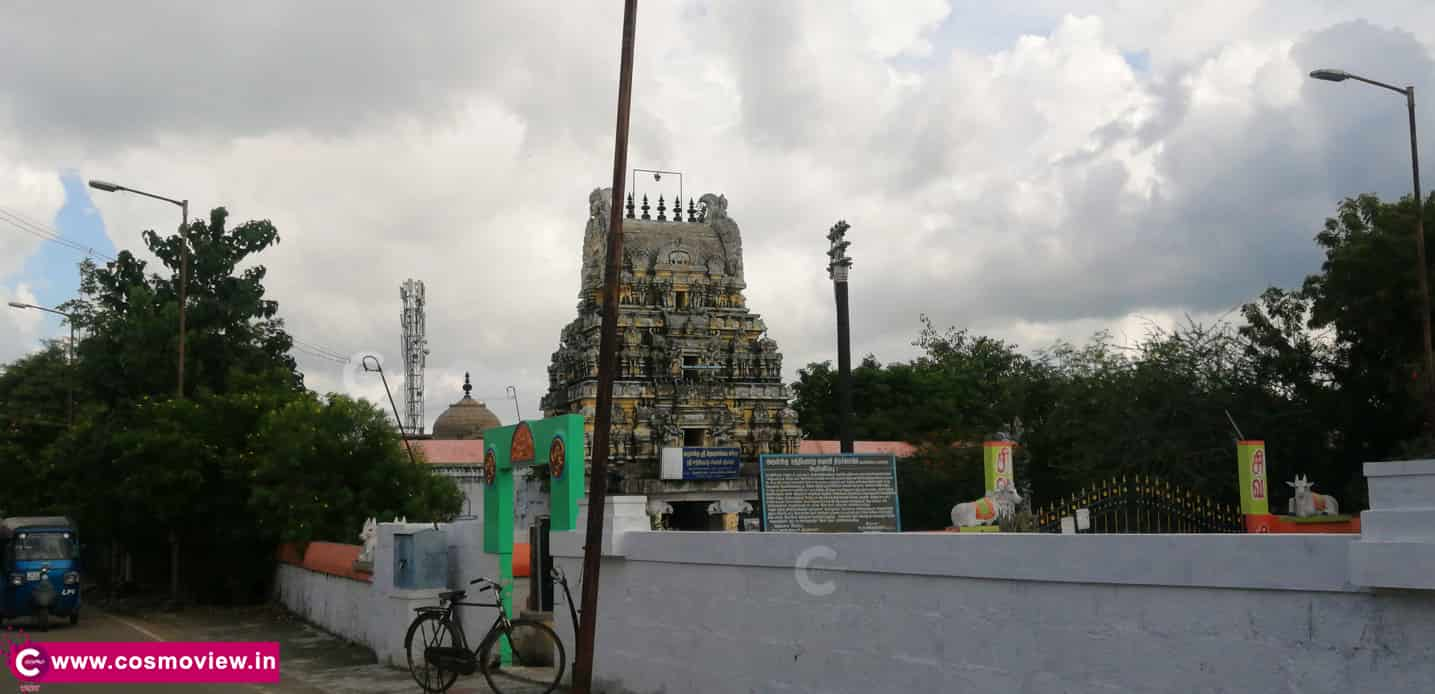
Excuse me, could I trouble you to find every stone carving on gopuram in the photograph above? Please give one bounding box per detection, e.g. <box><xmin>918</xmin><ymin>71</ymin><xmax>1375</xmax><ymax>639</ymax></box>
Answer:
<box><xmin>542</xmin><ymin>187</ymin><xmax>802</xmax><ymax>499</ymax></box>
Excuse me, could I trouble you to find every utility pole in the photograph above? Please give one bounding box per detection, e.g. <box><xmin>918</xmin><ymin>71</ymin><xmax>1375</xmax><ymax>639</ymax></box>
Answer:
<box><xmin>827</xmin><ymin>220</ymin><xmax>854</xmax><ymax>453</ymax></box>
<box><xmin>177</xmin><ymin>200</ymin><xmax>188</xmax><ymax>399</ymax></box>
<box><xmin>506</xmin><ymin>385</ymin><xmax>522</xmax><ymax>422</ymax></box>
<box><xmin>87</xmin><ymin>180</ymin><xmax>189</xmax><ymax>399</ymax></box>
<box><xmin>572</xmin><ymin>1</ymin><xmax>638</xmax><ymax>691</ymax></box>
<box><xmin>362</xmin><ymin>356</ymin><xmax>420</xmax><ymax>466</ymax></box>
<box><xmin>1310</xmin><ymin>68</ymin><xmax>1435</xmax><ymax>432</ymax></box>
<box><xmin>6</xmin><ymin>301</ymin><xmax>77</xmax><ymax>427</ymax></box>
<box><xmin>89</xmin><ymin>179</ymin><xmax>189</xmax><ymax>605</ymax></box>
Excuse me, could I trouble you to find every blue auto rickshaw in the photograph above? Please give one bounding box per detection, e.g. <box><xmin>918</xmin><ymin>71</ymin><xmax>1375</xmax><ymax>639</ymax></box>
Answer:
<box><xmin>1</xmin><ymin>516</ymin><xmax>81</xmax><ymax>629</ymax></box>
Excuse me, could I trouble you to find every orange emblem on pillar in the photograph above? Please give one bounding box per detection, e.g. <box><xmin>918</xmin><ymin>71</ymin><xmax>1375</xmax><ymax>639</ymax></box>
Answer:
<box><xmin>549</xmin><ymin>437</ymin><xmax>566</xmax><ymax>479</ymax></box>
<box><xmin>512</xmin><ymin>422</ymin><xmax>535</xmax><ymax>463</ymax></box>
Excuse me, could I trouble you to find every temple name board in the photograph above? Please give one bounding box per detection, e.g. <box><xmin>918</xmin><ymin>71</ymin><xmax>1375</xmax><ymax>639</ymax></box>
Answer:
<box><xmin>660</xmin><ymin>447</ymin><xmax>742</xmax><ymax>480</ymax></box>
<box><xmin>759</xmin><ymin>454</ymin><xmax>901</xmax><ymax>532</ymax></box>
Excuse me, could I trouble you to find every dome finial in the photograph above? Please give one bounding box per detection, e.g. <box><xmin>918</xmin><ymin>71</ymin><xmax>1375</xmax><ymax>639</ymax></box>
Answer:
<box><xmin>463</xmin><ymin>372</ymin><xmax>472</xmax><ymax>399</ymax></box>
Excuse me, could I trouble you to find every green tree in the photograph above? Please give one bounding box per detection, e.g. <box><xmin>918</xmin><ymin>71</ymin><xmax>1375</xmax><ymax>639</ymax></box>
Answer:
<box><xmin>248</xmin><ymin>392</ymin><xmax>463</xmax><ymax>545</ymax></box>
<box><xmin>75</xmin><ymin>207</ymin><xmax>300</xmax><ymax>406</ymax></box>
<box><xmin>0</xmin><ymin>343</ymin><xmax>77</xmax><ymax>516</ymax></box>
<box><xmin>792</xmin><ymin>316</ymin><xmax>1043</xmax><ymax>444</ymax></box>
<box><xmin>5</xmin><ymin>206</ymin><xmax>460</xmax><ymax>603</ymax></box>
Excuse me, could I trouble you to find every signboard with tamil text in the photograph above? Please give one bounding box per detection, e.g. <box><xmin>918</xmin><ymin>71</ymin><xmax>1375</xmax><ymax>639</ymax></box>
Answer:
<box><xmin>660</xmin><ymin>447</ymin><xmax>741</xmax><ymax>480</ymax></box>
<box><xmin>759</xmin><ymin>453</ymin><xmax>901</xmax><ymax>532</ymax></box>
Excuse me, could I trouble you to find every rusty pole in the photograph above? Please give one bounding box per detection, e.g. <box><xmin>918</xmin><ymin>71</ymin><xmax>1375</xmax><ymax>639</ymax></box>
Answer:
<box><xmin>572</xmin><ymin>1</ymin><xmax>637</xmax><ymax>691</ymax></box>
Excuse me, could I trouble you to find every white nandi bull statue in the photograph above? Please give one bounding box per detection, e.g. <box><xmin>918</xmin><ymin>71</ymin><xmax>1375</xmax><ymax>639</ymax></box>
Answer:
<box><xmin>356</xmin><ymin>517</ymin><xmax>378</xmax><ymax>564</ymax></box>
<box><xmin>707</xmin><ymin>499</ymin><xmax>753</xmax><ymax>515</ymax></box>
<box><xmin>1287</xmin><ymin>475</ymin><xmax>1339</xmax><ymax>517</ymax></box>
<box><xmin>646</xmin><ymin>500</ymin><xmax>675</xmax><ymax>530</ymax></box>
<box><xmin>951</xmin><ymin>486</ymin><xmax>1022</xmax><ymax>528</ymax></box>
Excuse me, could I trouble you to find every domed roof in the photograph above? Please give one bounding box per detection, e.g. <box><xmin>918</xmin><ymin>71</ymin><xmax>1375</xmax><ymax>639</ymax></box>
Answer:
<box><xmin>431</xmin><ymin>373</ymin><xmax>502</xmax><ymax>440</ymax></box>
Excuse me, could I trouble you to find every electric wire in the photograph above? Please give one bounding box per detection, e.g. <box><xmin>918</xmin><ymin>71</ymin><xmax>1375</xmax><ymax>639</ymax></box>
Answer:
<box><xmin>0</xmin><ymin>207</ymin><xmax>117</xmax><ymax>262</ymax></box>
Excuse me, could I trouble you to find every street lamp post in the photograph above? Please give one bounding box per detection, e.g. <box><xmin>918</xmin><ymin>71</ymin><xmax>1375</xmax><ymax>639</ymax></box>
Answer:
<box><xmin>88</xmin><ymin>179</ymin><xmax>190</xmax><ymax>399</ymax></box>
<box><xmin>827</xmin><ymin>220</ymin><xmax>854</xmax><ymax>454</ymax></box>
<box><xmin>1310</xmin><ymin>69</ymin><xmax>1433</xmax><ymax>428</ymax></box>
<box><xmin>8</xmin><ymin>301</ymin><xmax>76</xmax><ymax>427</ymax></box>
<box><xmin>361</xmin><ymin>356</ymin><xmax>420</xmax><ymax>467</ymax></box>
<box><xmin>506</xmin><ymin>385</ymin><xmax>522</xmax><ymax>422</ymax></box>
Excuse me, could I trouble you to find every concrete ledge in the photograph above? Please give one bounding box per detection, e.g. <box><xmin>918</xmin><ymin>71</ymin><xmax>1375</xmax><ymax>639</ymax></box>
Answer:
<box><xmin>1350</xmin><ymin>540</ymin><xmax>1435</xmax><ymax>590</ymax></box>
<box><xmin>1364</xmin><ymin>459</ymin><xmax>1435</xmax><ymax>509</ymax></box>
<box><xmin>1359</xmin><ymin>508</ymin><xmax>1435</xmax><ymax>541</ymax></box>
<box><xmin>1363</xmin><ymin>459</ymin><xmax>1435</xmax><ymax>476</ymax></box>
<box><xmin>619</xmin><ymin>531</ymin><xmax>1363</xmax><ymax>593</ymax></box>
<box><xmin>551</xmin><ymin>496</ymin><xmax>651</xmax><ymax>558</ymax></box>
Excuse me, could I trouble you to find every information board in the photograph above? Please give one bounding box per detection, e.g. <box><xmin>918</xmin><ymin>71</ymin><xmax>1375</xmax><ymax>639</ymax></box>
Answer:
<box><xmin>759</xmin><ymin>454</ymin><xmax>901</xmax><ymax>532</ymax></box>
<box><xmin>660</xmin><ymin>447</ymin><xmax>741</xmax><ymax>480</ymax></box>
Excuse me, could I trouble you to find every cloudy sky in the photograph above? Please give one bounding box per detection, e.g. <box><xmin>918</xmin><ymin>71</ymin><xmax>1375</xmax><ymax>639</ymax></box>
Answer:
<box><xmin>4</xmin><ymin>1</ymin><xmax>1435</xmax><ymax>432</ymax></box>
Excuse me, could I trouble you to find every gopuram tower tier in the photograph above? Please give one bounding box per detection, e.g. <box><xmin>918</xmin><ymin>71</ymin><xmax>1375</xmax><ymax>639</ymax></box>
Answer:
<box><xmin>541</xmin><ymin>188</ymin><xmax>801</xmax><ymax>525</ymax></box>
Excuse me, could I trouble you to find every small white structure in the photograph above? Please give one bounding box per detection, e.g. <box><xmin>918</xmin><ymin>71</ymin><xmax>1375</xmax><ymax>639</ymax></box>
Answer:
<box><xmin>357</xmin><ymin>517</ymin><xmax>377</xmax><ymax>564</ymax></box>
<box><xmin>1287</xmin><ymin>475</ymin><xmax>1339</xmax><ymax>517</ymax></box>
<box><xmin>707</xmin><ymin>499</ymin><xmax>753</xmax><ymax>515</ymax></box>
<box><xmin>951</xmin><ymin>487</ymin><xmax>1022</xmax><ymax>528</ymax></box>
<box><xmin>646</xmin><ymin>500</ymin><xmax>674</xmax><ymax>530</ymax></box>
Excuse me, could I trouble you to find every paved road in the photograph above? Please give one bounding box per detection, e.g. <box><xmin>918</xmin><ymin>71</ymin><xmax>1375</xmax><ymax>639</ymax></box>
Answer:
<box><xmin>2</xmin><ymin>607</ymin><xmax>324</xmax><ymax>693</ymax></box>
<box><xmin>1</xmin><ymin>605</ymin><xmax>551</xmax><ymax>693</ymax></box>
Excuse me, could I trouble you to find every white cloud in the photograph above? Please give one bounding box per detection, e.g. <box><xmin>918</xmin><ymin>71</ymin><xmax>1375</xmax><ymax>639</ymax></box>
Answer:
<box><xmin>0</xmin><ymin>283</ymin><xmax>44</xmax><ymax>363</ymax></box>
<box><xmin>1</xmin><ymin>3</ymin><xmax>1433</xmax><ymax>426</ymax></box>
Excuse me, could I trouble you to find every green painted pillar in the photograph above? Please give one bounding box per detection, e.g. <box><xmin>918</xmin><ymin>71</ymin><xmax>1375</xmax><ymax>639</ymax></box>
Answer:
<box><xmin>481</xmin><ymin>414</ymin><xmax>590</xmax><ymax>663</ymax></box>
<box><xmin>983</xmin><ymin>441</ymin><xmax>1016</xmax><ymax>493</ymax></box>
<box><xmin>541</xmin><ymin>414</ymin><xmax>587</xmax><ymax>531</ymax></box>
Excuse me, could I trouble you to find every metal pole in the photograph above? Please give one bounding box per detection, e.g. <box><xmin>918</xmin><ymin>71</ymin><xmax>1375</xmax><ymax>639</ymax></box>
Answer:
<box><xmin>363</xmin><ymin>357</ymin><xmax>419</xmax><ymax>466</ymax></box>
<box><xmin>67</xmin><ymin>319</ymin><xmax>75</xmax><ymax>428</ymax></box>
<box><xmin>573</xmin><ymin>1</ymin><xmax>637</xmax><ymax>690</ymax></box>
<box><xmin>507</xmin><ymin>385</ymin><xmax>522</xmax><ymax>421</ymax></box>
<box><xmin>177</xmin><ymin>200</ymin><xmax>188</xmax><ymax>399</ymax></box>
<box><xmin>835</xmin><ymin>272</ymin><xmax>854</xmax><ymax>453</ymax></box>
<box><xmin>1408</xmin><ymin>87</ymin><xmax>1435</xmax><ymax>431</ymax></box>
<box><xmin>169</xmin><ymin>529</ymin><xmax>179</xmax><ymax>604</ymax></box>
<box><xmin>827</xmin><ymin>220</ymin><xmax>854</xmax><ymax>453</ymax></box>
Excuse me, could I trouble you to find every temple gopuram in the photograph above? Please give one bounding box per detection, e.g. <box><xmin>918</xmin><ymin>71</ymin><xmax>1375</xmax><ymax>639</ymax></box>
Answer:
<box><xmin>541</xmin><ymin>187</ymin><xmax>802</xmax><ymax>530</ymax></box>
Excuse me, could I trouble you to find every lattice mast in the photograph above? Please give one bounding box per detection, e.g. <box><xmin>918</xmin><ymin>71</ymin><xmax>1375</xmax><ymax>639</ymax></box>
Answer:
<box><xmin>400</xmin><ymin>279</ymin><xmax>428</xmax><ymax>437</ymax></box>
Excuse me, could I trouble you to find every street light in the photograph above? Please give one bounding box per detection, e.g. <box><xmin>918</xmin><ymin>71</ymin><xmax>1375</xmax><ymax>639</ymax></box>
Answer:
<box><xmin>8</xmin><ymin>301</ymin><xmax>77</xmax><ymax>427</ymax></box>
<box><xmin>506</xmin><ymin>385</ymin><xmax>522</xmax><ymax>422</ymax></box>
<box><xmin>1309</xmin><ymin>68</ymin><xmax>1433</xmax><ymax>428</ymax></box>
<box><xmin>88</xmin><ymin>178</ymin><xmax>190</xmax><ymax>399</ymax></box>
<box><xmin>361</xmin><ymin>356</ymin><xmax>420</xmax><ymax>466</ymax></box>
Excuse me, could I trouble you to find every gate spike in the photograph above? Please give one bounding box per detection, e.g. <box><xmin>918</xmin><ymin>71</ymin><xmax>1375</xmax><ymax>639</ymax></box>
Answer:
<box><xmin>656</xmin><ymin>195</ymin><xmax>667</xmax><ymax>222</ymax></box>
<box><xmin>641</xmin><ymin>194</ymin><xmax>651</xmax><ymax>220</ymax></box>
<box><xmin>688</xmin><ymin>197</ymin><xmax>697</xmax><ymax>223</ymax></box>
<box><xmin>626</xmin><ymin>192</ymin><xmax>635</xmax><ymax>219</ymax></box>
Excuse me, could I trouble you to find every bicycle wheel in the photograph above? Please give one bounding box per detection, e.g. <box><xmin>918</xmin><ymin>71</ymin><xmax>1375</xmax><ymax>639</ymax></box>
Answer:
<box><xmin>405</xmin><ymin>613</ymin><xmax>462</xmax><ymax>693</ymax></box>
<box><xmin>479</xmin><ymin>618</ymin><xmax>566</xmax><ymax>694</ymax></box>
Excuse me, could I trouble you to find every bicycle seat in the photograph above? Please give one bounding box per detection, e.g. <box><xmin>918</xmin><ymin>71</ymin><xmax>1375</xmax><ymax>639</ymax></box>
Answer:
<box><xmin>438</xmin><ymin>589</ymin><xmax>466</xmax><ymax>602</ymax></box>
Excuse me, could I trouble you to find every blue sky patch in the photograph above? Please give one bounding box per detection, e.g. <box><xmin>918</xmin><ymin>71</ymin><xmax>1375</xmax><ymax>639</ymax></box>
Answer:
<box><xmin>8</xmin><ymin>171</ymin><xmax>116</xmax><ymax>340</ymax></box>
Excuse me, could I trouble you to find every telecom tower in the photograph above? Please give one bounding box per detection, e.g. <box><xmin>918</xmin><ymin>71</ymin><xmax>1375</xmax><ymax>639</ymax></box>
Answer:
<box><xmin>400</xmin><ymin>279</ymin><xmax>429</xmax><ymax>437</ymax></box>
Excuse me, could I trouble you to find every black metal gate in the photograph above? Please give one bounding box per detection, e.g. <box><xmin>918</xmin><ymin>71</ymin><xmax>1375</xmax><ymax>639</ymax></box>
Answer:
<box><xmin>1035</xmin><ymin>475</ymin><xmax>1243</xmax><ymax>533</ymax></box>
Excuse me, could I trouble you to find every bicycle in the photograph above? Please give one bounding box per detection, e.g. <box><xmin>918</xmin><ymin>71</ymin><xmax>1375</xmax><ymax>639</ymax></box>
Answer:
<box><xmin>404</xmin><ymin>576</ymin><xmax>566</xmax><ymax>694</ymax></box>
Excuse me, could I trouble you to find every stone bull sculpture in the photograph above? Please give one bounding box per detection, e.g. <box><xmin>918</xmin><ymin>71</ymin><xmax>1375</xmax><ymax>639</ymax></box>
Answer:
<box><xmin>1287</xmin><ymin>475</ymin><xmax>1339</xmax><ymax>517</ymax></box>
<box><xmin>357</xmin><ymin>517</ymin><xmax>377</xmax><ymax>564</ymax></box>
<box><xmin>646</xmin><ymin>500</ymin><xmax>674</xmax><ymax>530</ymax></box>
<box><xmin>951</xmin><ymin>486</ymin><xmax>1022</xmax><ymax>528</ymax></box>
